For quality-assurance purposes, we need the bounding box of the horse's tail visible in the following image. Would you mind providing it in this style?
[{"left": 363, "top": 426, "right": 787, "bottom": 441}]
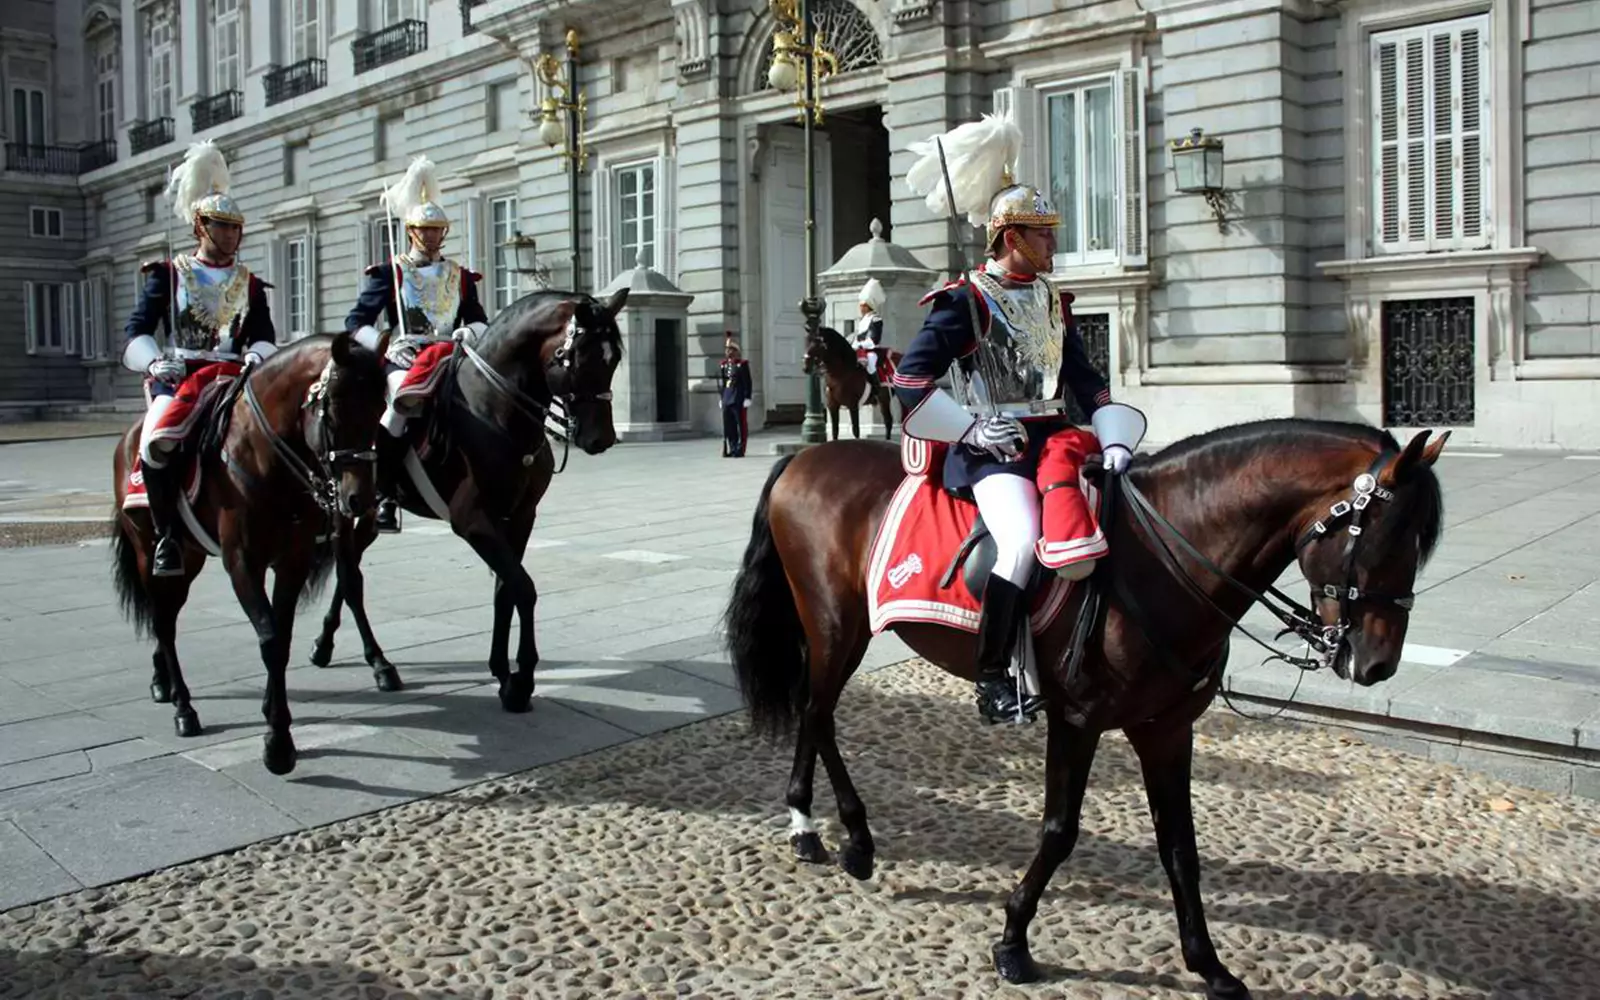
[
  {"left": 110, "top": 512, "right": 154, "bottom": 638},
  {"left": 722, "top": 453, "right": 809, "bottom": 740},
  {"left": 299, "top": 534, "right": 338, "bottom": 610}
]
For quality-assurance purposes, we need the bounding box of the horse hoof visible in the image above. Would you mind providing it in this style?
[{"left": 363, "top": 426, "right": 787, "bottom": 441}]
[
  {"left": 150, "top": 681, "right": 173, "bottom": 705},
  {"left": 838, "top": 844, "right": 875, "bottom": 881},
  {"left": 373, "top": 664, "right": 404, "bottom": 693},
  {"left": 791, "top": 832, "right": 829, "bottom": 865},
  {"left": 173, "top": 708, "right": 203, "bottom": 738},
  {"left": 498, "top": 676, "right": 534, "bottom": 713},
  {"left": 992, "top": 941, "right": 1040, "bottom": 984},
  {"left": 263, "top": 734, "right": 297, "bottom": 776},
  {"left": 310, "top": 640, "right": 334, "bottom": 668},
  {"left": 1204, "top": 970, "right": 1252, "bottom": 1000}
]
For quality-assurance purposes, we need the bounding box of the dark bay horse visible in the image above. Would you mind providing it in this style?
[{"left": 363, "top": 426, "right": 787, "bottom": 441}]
[
  {"left": 801, "top": 326, "right": 899, "bottom": 441},
  {"left": 310, "top": 289, "right": 626, "bottom": 712},
  {"left": 111, "top": 333, "right": 390, "bottom": 774},
  {"left": 723, "top": 420, "right": 1449, "bottom": 996}
]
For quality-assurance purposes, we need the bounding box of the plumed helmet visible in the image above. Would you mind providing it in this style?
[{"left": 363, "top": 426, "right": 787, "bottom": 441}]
[
  {"left": 383, "top": 155, "right": 450, "bottom": 231},
  {"left": 903, "top": 108, "right": 1059, "bottom": 249},
  {"left": 857, "top": 277, "right": 886, "bottom": 311},
  {"left": 167, "top": 141, "right": 244, "bottom": 227}
]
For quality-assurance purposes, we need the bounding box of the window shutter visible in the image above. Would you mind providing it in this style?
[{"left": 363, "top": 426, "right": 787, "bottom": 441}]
[
  {"left": 1118, "top": 64, "right": 1148, "bottom": 268},
  {"left": 1461, "top": 22, "right": 1490, "bottom": 243},
  {"left": 992, "top": 86, "right": 1042, "bottom": 199},
  {"left": 73, "top": 280, "right": 90, "bottom": 357},
  {"left": 306, "top": 230, "right": 319, "bottom": 336},
  {"left": 23, "top": 281, "right": 38, "bottom": 355},
  {"left": 659, "top": 152, "right": 678, "bottom": 282},
  {"left": 62, "top": 284, "right": 78, "bottom": 355},
  {"left": 92, "top": 278, "right": 107, "bottom": 358},
  {"left": 593, "top": 165, "right": 613, "bottom": 290}
]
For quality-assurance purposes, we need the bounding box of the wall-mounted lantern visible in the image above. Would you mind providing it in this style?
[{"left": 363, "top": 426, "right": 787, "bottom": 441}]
[{"left": 1170, "top": 127, "right": 1228, "bottom": 232}]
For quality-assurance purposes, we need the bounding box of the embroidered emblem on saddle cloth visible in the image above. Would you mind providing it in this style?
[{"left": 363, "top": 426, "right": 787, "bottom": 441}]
[
  {"left": 866, "top": 428, "right": 1107, "bottom": 634},
  {"left": 173, "top": 256, "right": 251, "bottom": 346},
  {"left": 398, "top": 258, "right": 463, "bottom": 336}
]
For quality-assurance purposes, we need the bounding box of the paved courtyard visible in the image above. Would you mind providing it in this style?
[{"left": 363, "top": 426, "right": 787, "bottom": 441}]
[{"left": 2, "top": 428, "right": 1599, "bottom": 996}]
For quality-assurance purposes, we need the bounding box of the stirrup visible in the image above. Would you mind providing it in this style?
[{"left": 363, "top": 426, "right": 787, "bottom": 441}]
[
  {"left": 151, "top": 536, "right": 184, "bottom": 578},
  {"left": 375, "top": 499, "right": 401, "bottom": 534}
]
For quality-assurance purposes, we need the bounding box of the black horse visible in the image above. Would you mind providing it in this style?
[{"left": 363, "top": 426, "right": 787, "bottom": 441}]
[{"left": 311, "top": 288, "right": 627, "bottom": 711}]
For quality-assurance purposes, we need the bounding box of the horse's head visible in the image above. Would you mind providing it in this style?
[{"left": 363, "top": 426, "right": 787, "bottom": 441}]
[
  {"left": 1294, "top": 428, "right": 1449, "bottom": 686},
  {"left": 543, "top": 288, "right": 626, "bottom": 455},
  {"left": 312, "top": 330, "right": 390, "bottom": 519},
  {"left": 802, "top": 326, "right": 847, "bottom": 375}
]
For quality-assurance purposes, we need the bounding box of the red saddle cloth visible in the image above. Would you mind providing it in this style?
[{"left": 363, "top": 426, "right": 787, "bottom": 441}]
[
  {"left": 394, "top": 342, "right": 456, "bottom": 404},
  {"left": 855, "top": 347, "right": 896, "bottom": 383},
  {"left": 865, "top": 429, "right": 1106, "bottom": 635},
  {"left": 124, "top": 362, "right": 238, "bottom": 510}
]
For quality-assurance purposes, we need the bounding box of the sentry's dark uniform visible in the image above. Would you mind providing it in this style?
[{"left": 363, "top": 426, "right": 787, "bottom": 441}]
[{"left": 719, "top": 357, "right": 753, "bottom": 458}]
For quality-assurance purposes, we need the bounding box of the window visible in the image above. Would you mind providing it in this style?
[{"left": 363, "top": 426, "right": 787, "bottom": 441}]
[
  {"left": 10, "top": 86, "right": 46, "bottom": 147},
  {"left": 288, "top": 0, "right": 320, "bottom": 63},
  {"left": 147, "top": 4, "right": 176, "bottom": 119},
  {"left": 285, "top": 236, "right": 311, "bottom": 338},
  {"left": 285, "top": 142, "right": 309, "bottom": 186},
  {"left": 1371, "top": 14, "right": 1491, "bottom": 254},
  {"left": 145, "top": 185, "right": 162, "bottom": 225},
  {"left": 79, "top": 279, "right": 109, "bottom": 359},
  {"left": 23, "top": 282, "right": 75, "bottom": 355},
  {"left": 95, "top": 43, "right": 118, "bottom": 141},
  {"left": 376, "top": 113, "right": 404, "bottom": 162},
  {"left": 488, "top": 79, "right": 519, "bottom": 134},
  {"left": 212, "top": 0, "right": 243, "bottom": 94},
  {"left": 370, "top": 218, "right": 402, "bottom": 263},
  {"left": 30, "top": 207, "right": 63, "bottom": 239},
  {"left": 380, "top": 0, "right": 421, "bottom": 25},
  {"left": 615, "top": 162, "right": 656, "bottom": 273},
  {"left": 489, "top": 194, "right": 518, "bottom": 313},
  {"left": 1046, "top": 78, "right": 1118, "bottom": 264}
]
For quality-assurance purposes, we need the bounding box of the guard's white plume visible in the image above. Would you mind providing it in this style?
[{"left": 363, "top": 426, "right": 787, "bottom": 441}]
[
  {"left": 381, "top": 155, "right": 442, "bottom": 221},
  {"left": 858, "top": 277, "right": 886, "bottom": 310},
  {"left": 166, "top": 141, "right": 231, "bottom": 222},
  {"left": 904, "top": 112, "right": 1023, "bottom": 229}
]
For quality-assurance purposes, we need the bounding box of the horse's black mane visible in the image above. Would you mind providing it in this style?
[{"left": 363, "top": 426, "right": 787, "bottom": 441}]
[
  {"left": 1140, "top": 417, "right": 1445, "bottom": 564},
  {"left": 485, "top": 289, "right": 625, "bottom": 358}
]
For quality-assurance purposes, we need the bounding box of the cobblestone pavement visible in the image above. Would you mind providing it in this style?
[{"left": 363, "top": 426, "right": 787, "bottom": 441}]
[{"left": 3, "top": 660, "right": 1596, "bottom": 1000}]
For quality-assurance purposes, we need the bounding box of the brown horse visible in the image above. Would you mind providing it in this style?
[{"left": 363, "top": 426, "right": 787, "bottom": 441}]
[
  {"left": 310, "top": 289, "right": 626, "bottom": 711},
  {"left": 111, "top": 332, "right": 391, "bottom": 775},
  {"left": 722, "top": 419, "right": 1448, "bottom": 996},
  {"left": 801, "top": 326, "right": 900, "bottom": 441}
]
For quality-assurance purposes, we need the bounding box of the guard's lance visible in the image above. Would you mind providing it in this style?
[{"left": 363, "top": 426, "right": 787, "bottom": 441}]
[
  {"left": 380, "top": 180, "right": 409, "bottom": 343},
  {"left": 163, "top": 163, "right": 179, "bottom": 356},
  {"left": 933, "top": 137, "right": 1000, "bottom": 422}
]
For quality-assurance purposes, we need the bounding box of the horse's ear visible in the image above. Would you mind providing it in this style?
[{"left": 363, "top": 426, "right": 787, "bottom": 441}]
[
  {"left": 603, "top": 287, "right": 629, "bottom": 319},
  {"left": 331, "top": 331, "right": 354, "bottom": 366},
  {"left": 1382, "top": 429, "right": 1434, "bottom": 486},
  {"left": 1422, "top": 429, "right": 1451, "bottom": 467}
]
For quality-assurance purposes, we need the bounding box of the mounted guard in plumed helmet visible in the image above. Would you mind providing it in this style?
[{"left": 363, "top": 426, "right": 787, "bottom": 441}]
[
  {"left": 120, "top": 140, "right": 278, "bottom": 579},
  {"left": 344, "top": 154, "right": 490, "bottom": 533},
  {"left": 853, "top": 277, "right": 887, "bottom": 383},
  {"left": 891, "top": 107, "right": 1148, "bottom": 726}
]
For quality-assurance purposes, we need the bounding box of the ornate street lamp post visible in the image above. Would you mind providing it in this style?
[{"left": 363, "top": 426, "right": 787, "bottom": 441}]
[
  {"left": 767, "top": 0, "right": 837, "bottom": 445},
  {"left": 533, "top": 29, "right": 588, "bottom": 290}
]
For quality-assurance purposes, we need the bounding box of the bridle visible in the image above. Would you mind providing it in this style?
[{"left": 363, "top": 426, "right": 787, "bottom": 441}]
[
  {"left": 453, "top": 314, "right": 614, "bottom": 475},
  {"left": 236, "top": 360, "right": 378, "bottom": 516},
  {"left": 1116, "top": 450, "right": 1413, "bottom": 674}
]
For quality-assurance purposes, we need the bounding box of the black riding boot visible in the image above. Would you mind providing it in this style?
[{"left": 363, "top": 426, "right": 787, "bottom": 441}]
[
  {"left": 142, "top": 459, "right": 185, "bottom": 578},
  {"left": 374, "top": 432, "right": 406, "bottom": 534},
  {"left": 973, "top": 576, "right": 1045, "bottom": 725}
]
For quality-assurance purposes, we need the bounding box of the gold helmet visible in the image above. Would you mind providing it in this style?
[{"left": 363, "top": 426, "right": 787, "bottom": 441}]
[
  {"left": 167, "top": 141, "right": 244, "bottom": 227},
  {"left": 383, "top": 155, "right": 450, "bottom": 233},
  {"left": 904, "top": 109, "right": 1057, "bottom": 251}
]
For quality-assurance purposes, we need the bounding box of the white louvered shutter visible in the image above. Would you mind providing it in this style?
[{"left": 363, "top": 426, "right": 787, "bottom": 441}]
[
  {"left": 23, "top": 281, "right": 38, "bottom": 355},
  {"left": 62, "top": 283, "right": 79, "bottom": 355},
  {"left": 1117, "top": 64, "right": 1148, "bottom": 268},
  {"left": 593, "top": 166, "right": 613, "bottom": 290},
  {"left": 659, "top": 152, "right": 678, "bottom": 282}
]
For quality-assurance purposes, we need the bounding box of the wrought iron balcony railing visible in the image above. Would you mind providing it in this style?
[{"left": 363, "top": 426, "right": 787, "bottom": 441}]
[
  {"left": 4, "top": 141, "right": 116, "bottom": 174},
  {"left": 460, "top": 0, "right": 483, "bottom": 35},
  {"left": 353, "top": 20, "right": 428, "bottom": 74},
  {"left": 191, "top": 90, "right": 243, "bottom": 132},
  {"left": 264, "top": 58, "right": 327, "bottom": 106},
  {"left": 129, "top": 118, "right": 175, "bottom": 155}
]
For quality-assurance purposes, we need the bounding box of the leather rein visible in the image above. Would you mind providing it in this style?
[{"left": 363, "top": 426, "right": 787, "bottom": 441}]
[{"left": 230, "top": 361, "right": 377, "bottom": 516}]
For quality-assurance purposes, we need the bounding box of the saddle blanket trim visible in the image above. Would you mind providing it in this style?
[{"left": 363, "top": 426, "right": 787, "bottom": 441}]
[
  {"left": 394, "top": 342, "right": 456, "bottom": 404},
  {"left": 865, "top": 473, "right": 1073, "bottom": 636}
]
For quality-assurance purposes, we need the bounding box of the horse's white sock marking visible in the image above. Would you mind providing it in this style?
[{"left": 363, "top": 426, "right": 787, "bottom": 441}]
[{"left": 789, "top": 808, "right": 817, "bottom": 837}]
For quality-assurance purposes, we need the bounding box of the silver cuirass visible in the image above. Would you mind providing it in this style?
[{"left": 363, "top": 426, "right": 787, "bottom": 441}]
[
  {"left": 956, "top": 268, "right": 1067, "bottom": 414},
  {"left": 396, "top": 257, "right": 462, "bottom": 339},
  {"left": 171, "top": 255, "right": 251, "bottom": 353}
]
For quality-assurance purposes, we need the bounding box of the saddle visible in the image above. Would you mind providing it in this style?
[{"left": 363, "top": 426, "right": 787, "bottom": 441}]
[{"left": 938, "top": 511, "right": 1051, "bottom": 604}]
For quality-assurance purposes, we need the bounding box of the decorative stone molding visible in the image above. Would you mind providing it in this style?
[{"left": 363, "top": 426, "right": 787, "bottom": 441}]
[
  {"left": 672, "top": 0, "right": 711, "bottom": 80},
  {"left": 892, "top": 0, "right": 937, "bottom": 25}
]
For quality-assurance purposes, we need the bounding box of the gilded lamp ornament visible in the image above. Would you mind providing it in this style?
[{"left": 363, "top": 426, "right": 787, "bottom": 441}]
[
  {"left": 535, "top": 29, "right": 587, "bottom": 171},
  {"left": 767, "top": 0, "right": 839, "bottom": 125}
]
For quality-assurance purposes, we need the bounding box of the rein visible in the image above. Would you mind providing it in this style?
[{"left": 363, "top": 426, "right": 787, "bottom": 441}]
[{"left": 234, "top": 366, "right": 375, "bottom": 515}]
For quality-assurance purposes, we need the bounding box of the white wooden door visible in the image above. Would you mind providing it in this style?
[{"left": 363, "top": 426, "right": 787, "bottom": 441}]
[{"left": 760, "top": 125, "right": 831, "bottom": 409}]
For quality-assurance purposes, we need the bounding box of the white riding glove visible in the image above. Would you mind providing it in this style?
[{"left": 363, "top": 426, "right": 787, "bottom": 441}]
[
  {"left": 243, "top": 351, "right": 264, "bottom": 369},
  {"left": 964, "top": 415, "right": 1028, "bottom": 462},
  {"left": 1103, "top": 445, "right": 1133, "bottom": 475},
  {"left": 148, "top": 357, "right": 186, "bottom": 386},
  {"left": 743, "top": 399, "right": 751, "bottom": 409}
]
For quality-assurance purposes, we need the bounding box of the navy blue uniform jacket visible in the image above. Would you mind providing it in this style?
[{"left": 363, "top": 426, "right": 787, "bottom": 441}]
[
  {"left": 891, "top": 277, "right": 1111, "bottom": 491},
  {"left": 124, "top": 260, "right": 275, "bottom": 353},
  {"left": 719, "top": 358, "right": 753, "bottom": 408},
  {"left": 343, "top": 257, "right": 488, "bottom": 335}
]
